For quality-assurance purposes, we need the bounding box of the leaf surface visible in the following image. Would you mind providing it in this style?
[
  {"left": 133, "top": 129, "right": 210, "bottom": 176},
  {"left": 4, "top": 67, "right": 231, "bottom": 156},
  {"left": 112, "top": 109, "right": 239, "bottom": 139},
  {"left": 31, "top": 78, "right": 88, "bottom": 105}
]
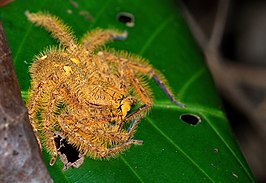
[{"left": 0, "top": 0, "right": 255, "bottom": 182}]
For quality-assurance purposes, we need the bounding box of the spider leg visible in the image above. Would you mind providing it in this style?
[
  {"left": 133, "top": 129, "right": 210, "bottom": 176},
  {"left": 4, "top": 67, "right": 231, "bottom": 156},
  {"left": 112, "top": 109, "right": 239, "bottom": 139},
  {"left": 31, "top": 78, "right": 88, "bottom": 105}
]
[
  {"left": 56, "top": 85, "right": 136, "bottom": 144},
  {"left": 81, "top": 28, "right": 127, "bottom": 52},
  {"left": 57, "top": 115, "right": 142, "bottom": 159},
  {"left": 98, "top": 51, "right": 185, "bottom": 107},
  {"left": 59, "top": 83, "right": 84, "bottom": 110},
  {"left": 32, "top": 77, "right": 72, "bottom": 165},
  {"left": 42, "top": 86, "right": 61, "bottom": 165},
  {"left": 36, "top": 79, "right": 142, "bottom": 162},
  {"left": 57, "top": 114, "right": 139, "bottom": 146},
  {"left": 100, "top": 139, "right": 143, "bottom": 158},
  {"left": 25, "top": 11, "right": 78, "bottom": 52},
  {"left": 152, "top": 73, "right": 185, "bottom": 107},
  {"left": 125, "top": 104, "right": 149, "bottom": 134},
  {"left": 97, "top": 52, "right": 154, "bottom": 134},
  {"left": 27, "top": 74, "right": 58, "bottom": 150},
  {"left": 128, "top": 61, "right": 185, "bottom": 107},
  {"left": 30, "top": 80, "right": 83, "bottom": 166}
]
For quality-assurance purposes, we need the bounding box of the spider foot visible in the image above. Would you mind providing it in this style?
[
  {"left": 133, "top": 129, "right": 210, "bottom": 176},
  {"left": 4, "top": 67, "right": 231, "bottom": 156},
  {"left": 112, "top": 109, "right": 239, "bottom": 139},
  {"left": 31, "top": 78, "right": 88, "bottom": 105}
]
[
  {"left": 112, "top": 31, "right": 128, "bottom": 41},
  {"left": 173, "top": 100, "right": 185, "bottom": 108},
  {"left": 131, "top": 139, "right": 143, "bottom": 145},
  {"left": 49, "top": 151, "right": 58, "bottom": 166}
]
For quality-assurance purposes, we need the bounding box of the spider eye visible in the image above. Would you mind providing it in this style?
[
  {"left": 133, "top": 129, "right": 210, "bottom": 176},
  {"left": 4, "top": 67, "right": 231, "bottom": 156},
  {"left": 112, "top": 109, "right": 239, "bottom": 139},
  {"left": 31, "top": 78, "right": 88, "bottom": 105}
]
[{"left": 109, "top": 121, "right": 116, "bottom": 126}]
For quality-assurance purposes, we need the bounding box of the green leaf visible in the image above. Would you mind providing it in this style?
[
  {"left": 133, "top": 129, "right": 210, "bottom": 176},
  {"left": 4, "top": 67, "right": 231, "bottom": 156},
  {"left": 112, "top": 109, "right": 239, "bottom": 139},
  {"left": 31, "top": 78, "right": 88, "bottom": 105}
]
[{"left": 1, "top": 0, "right": 255, "bottom": 182}]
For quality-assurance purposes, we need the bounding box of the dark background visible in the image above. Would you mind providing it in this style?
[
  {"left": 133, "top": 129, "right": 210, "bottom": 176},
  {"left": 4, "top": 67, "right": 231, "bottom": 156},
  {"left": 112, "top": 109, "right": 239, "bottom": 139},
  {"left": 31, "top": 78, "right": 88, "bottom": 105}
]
[{"left": 181, "top": 0, "right": 266, "bottom": 182}]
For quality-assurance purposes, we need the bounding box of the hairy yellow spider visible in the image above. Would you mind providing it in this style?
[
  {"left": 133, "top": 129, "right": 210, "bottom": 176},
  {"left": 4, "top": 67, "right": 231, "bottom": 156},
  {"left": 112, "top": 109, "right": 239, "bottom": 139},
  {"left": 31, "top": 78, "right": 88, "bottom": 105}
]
[{"left": 25, "top": 11, "right": 184, "bottom": 166}]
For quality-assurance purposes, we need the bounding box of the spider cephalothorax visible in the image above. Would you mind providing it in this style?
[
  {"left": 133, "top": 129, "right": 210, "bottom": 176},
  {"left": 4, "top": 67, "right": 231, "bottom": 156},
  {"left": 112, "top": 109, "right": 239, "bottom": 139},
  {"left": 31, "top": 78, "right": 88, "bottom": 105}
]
[{"left": 25, "top": 11, "right": 183, "bottom": 166}]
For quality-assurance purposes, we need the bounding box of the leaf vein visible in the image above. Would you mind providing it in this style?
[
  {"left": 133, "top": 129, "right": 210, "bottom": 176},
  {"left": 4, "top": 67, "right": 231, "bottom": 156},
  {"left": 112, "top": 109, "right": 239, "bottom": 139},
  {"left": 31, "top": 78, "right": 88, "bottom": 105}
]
[
  {"left": 146, "top": 117, "right": 215, "bottom": 182},
  {"left": 152, "top": 102, "right": 225, "bottom": 119},
  {"left": 178, "top": 67, "right": 206, "bottom": 98},
  {"left": 139, "top": 15, "right": 174, "bottom": 55},
  {"left": 120, "top": 156, "right": 144, "bottom": 183},
  {"left": 13, "top": 25, "right": 33, "bottom": 66},
  {"left": 89, "top": 0, "right": 112, "bottom": 28},
  {"left": 202, "top": 114, "right": 255, "bottom": 182}
]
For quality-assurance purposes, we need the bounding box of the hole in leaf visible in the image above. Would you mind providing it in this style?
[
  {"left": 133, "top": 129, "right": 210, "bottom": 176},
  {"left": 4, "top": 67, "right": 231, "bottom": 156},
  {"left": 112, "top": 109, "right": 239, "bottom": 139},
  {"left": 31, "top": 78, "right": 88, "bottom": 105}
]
[
  {"left": 214, "top": 148, "right": 219, "bottom": 153},
  {"left": 54, "top": 133, "right": 84, "bottom": 171},
  {"left": 55, "top": 135, "right": 80, "bottom": 163},
  {"left": 117, "top": 12, "right": 134, "bottom": 27},
  {"left": 180, "top": 114, "right": 201, "bottom": 125}
]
